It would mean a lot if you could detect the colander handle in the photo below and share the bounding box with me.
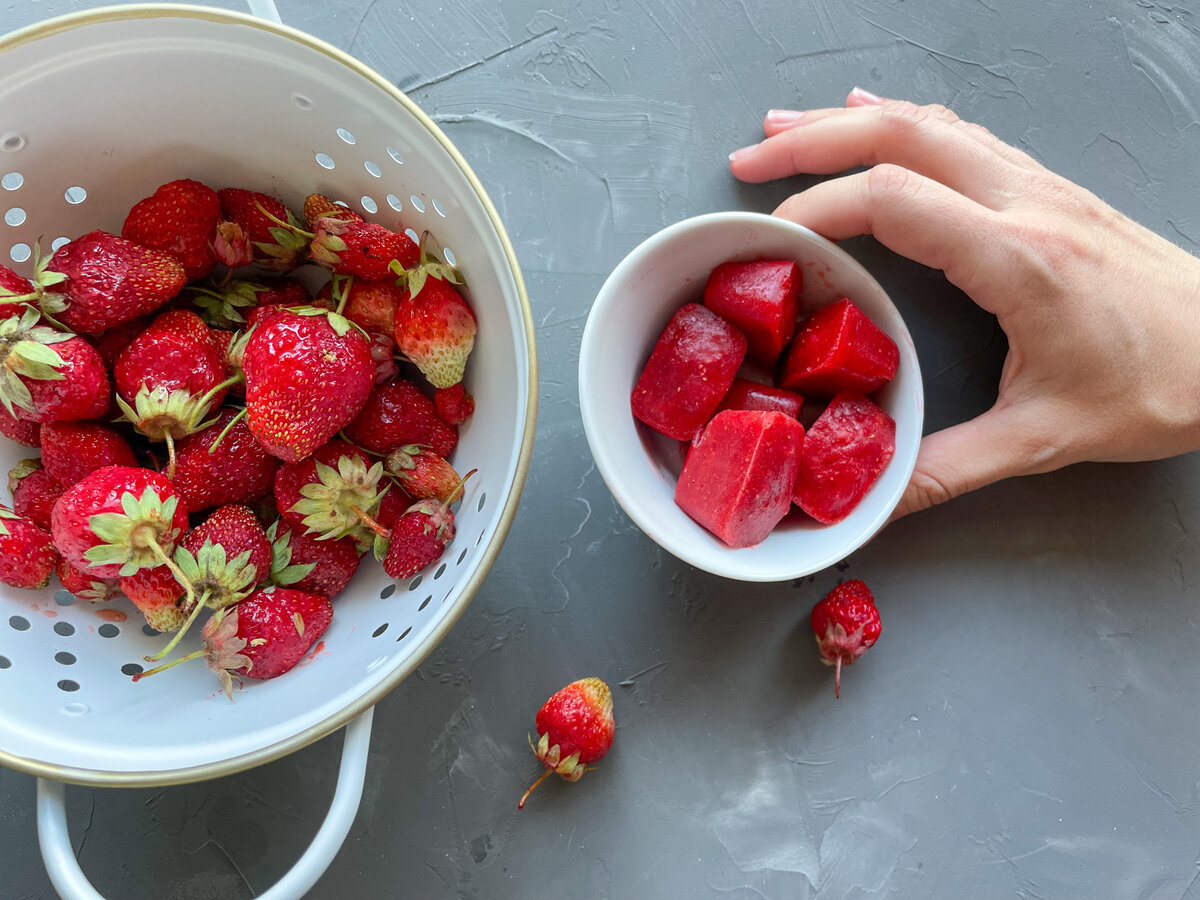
[36,708,375,900]
[246,0,283,24]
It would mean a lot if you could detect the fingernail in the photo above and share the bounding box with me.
[849,86,884,105]
[728,144,758,162]
[766,109,807,127]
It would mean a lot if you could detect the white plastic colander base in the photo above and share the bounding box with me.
[0,8,532,781]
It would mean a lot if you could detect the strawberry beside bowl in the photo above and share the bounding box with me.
[578,212,923,582]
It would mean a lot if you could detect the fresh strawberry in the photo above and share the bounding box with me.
[385,445,462,503]
[50,465,189,579]
[113,310,230,473]
[46,231,187,334]
[0,307,110,423]
[55,556,120,603]
[8,459,65,529]
[318,276,403,336]
[381,492,459,579]
[343,377,458,457]
[310,219,418,281]
[267,519,361,599]
[0,404,39,446]
[434,383,475,425]
[0,506,58,589]
[87,316,152,369]
[811,580,882,699]
[0,264,37,319]
[519,678,615,809]
[373,484,411,530]
[393,274,476,389]
[244,285,333,330]
[242,309,375,462]
[120,564,187,632]
[170,408,278,511]
[122,179,222,280]
[273,439,385,543]
[217,188,308,270]
[303,193,363,230]
[39,422,138,488]
[134,586,333,698]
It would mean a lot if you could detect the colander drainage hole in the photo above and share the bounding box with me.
[361,195,378,214]
[9,242,30,263]
[121,663,142,676]
[386,146,404,165]
[380,584,396,599]
[0,656,10,669]
[57,680,79,693]
[5,207,25,226]
[457,548,468,565]
[409,195,425,214]
[2,134,25,152]
[142,624,159,637]
[1,172,22,190]
[98,624,119,638]
[395,626,412,642]
[54,590,75,606]
[291,92,314,111]
[408,575,422,591]
[336,127,356,145]
[404,227,420,245]
[444,247,457,266]
[8,615,30,631]
[315,153,335,170]
[386,193,402,212]
[55,652,76,666]
[432,198,446,217]
[364,160,381,178]
[53,621,74,637]
[434,563,446,580]
[419,595,432,611]
[51,237,70,252]
[372,623,388,638]
[64,186,86,205]
[477,492,487,512]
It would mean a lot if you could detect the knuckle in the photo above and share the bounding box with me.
[865,163,919,205]
[925,102,961,124]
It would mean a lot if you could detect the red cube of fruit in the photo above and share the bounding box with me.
[715,377,804,419]
[631,303,747,441]
[792,393,896,524]
[703,259,801,365]
[779,298,899,397]
[675,409,805,548]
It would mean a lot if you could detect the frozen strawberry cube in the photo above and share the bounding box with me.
[792,393,896,524]
[715,378,803,418]
[703,259,801,364]
[675,410,805,548]
[779,298,899,397]
[631,303,747,441]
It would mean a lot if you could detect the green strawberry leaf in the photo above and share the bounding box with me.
[372,532,389,562]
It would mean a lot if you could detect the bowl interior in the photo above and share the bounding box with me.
[579,212,923,582]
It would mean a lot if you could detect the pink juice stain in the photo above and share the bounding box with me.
[297,640,328,668]
[96,608,127,623]
[42,609,57,618]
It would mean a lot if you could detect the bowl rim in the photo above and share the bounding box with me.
[579,210,923,582]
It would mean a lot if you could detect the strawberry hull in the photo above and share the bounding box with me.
[792,393,896,524]
[631,303,747,441]
[675,410,805,548]
[779,298,899,397]
[702,259,801,364]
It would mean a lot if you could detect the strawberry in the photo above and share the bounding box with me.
[318,276,403,336]
[39,422,138,488]
[87,316,151,369]
[170,408,278,511]
[212,221,254,270]
[381,492,459,579]
[385,445,462,503]
[55,556,120,603]
[50,465,189,580]
[811,580,882,699]
[0,404,40,446]
[273,439,385,543]
[0,307,110,423]
[189,278,310,330]
[244,286,333,330]
[113,310,231,473]
[343,377,458,457]
[393,274,476,389]
[9,459,65,529]
[134,586,333,699]
[242,309,375,462]
[0,506,58,589]
[434,383,475,425]
[46,231,187,334]
[267,519,361,599]
[373,483,411,530]
[120,564,188,632]
[217,188,308,270]
[310,218,418,280]
[519,678,615,809]
[0,264,37,319]
[122,179,222,280]
[303,193,363,230]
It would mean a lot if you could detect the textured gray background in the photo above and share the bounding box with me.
[3,0,1200,898]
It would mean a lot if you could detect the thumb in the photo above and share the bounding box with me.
[891,406,1040,519]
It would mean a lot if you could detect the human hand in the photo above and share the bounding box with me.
[729,88,1200,518]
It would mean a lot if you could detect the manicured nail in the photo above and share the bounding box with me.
[728,144,758,162]
[849,86,883,105]
[766,109,807,127]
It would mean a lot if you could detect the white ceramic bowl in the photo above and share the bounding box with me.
[578,212,923,582]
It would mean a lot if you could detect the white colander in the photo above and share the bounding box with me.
[0,4,537,897]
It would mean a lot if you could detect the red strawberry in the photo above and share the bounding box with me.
[134,586,333,698]
[393,275,476,389]
[382,493,459,579]
[50,465,189,579]
[273,439,385,543]
[9,459,65,529]
[0,404,40,446]
[519,678,615,809]
[170,408,278,511]
[0,264,37,320]
[39,422,138,488]
[120,564,188,632]
[434,383,475,425]
[46,231,187,334]
[122,179,222,280]
[0,307,110,424]
[318,277,403,336]
[217,188,308,270]
[343,377,458,457]
[303,193,363,230]
[243,309,375,462]
[385,445,462,503]
[374,483,411,530]
[55,556,121,603]
[310,219,418,280]
[87,316,152,369]
[267,519,362,599]
[811,580,882,699]
[0,506,58,589]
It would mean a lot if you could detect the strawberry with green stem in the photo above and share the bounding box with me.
[266,519,361,600]
[389,234,474,389]
[0,505,59,589]
[274,439,387,544]
[188,278,310,330]
[519,678,615,809]
[0,307,110,424]
[385,444,462,503]
[216,188,309,271]
[0,248,69,319]
[379,470,473,578]
[9,458,64,530]
[303,194,363,230]
[122,179,222,281]
[811,580,882,699]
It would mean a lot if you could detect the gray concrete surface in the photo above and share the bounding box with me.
[3,0,1200,897]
